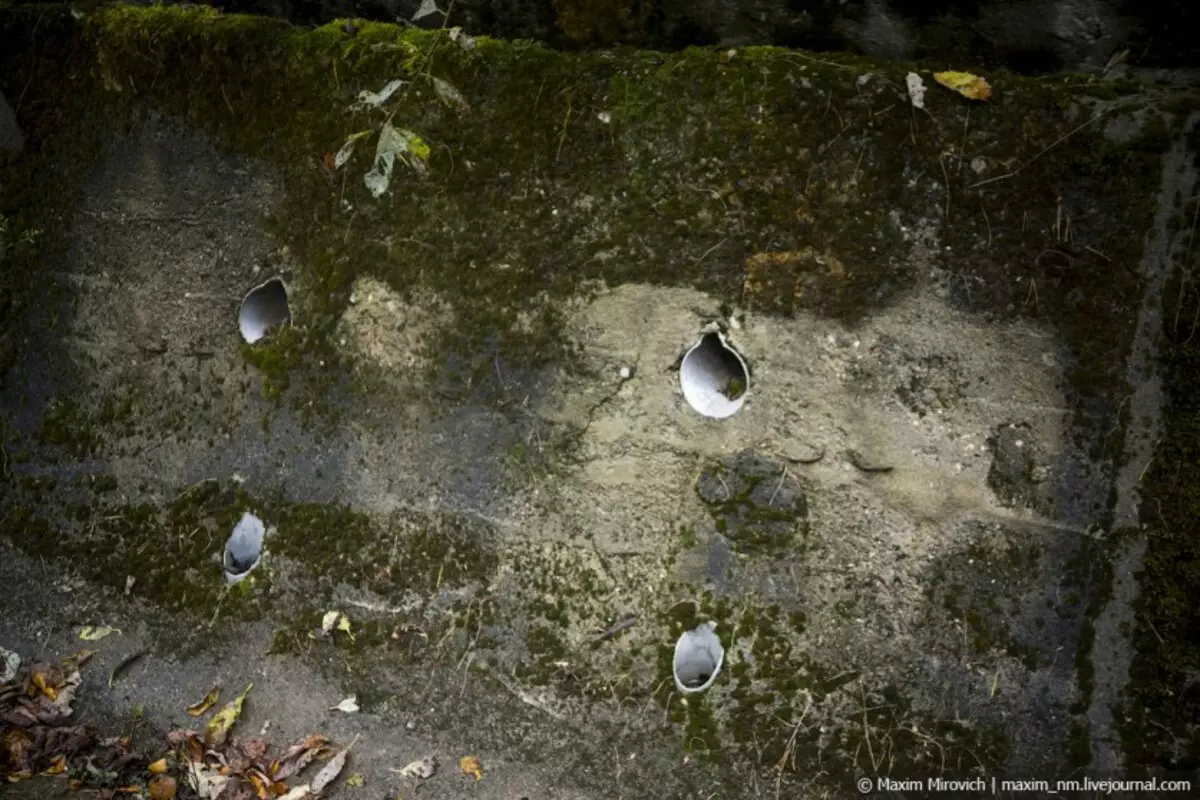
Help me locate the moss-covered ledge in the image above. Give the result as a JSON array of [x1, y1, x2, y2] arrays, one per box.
[[0, 2, 1184, 402]]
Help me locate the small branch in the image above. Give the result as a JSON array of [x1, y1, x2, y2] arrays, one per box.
[[968, 111, 1109, 189]]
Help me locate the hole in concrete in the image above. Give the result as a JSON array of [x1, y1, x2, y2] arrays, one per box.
[[223, 512, 265, 583], [673, 621, 724, 693], [238, 277, 290, 344], [680, 331, 750, 419]]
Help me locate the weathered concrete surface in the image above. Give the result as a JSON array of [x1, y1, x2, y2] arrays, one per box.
[[1, 5, 1198, 799]]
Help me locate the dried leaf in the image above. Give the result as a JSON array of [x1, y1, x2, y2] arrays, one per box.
[[239, 738, 269, 763], [32, 672, 57, 700], [248, 770, 274, 800], [270, 735, 327, 781], [458, 755, 483, 781], [205, 683, 253, 747], [79, 626, 121, 641], [345, 774, 364, 788], [320, 611, 341, 633], [150, 776, 177, 800], [395, 756, 436, 779], [148, 758, 170, 775], [277, 785, 310, 800], [933, 70, 991, 101], [431, 77, 469, 113], [310, 735, 358, 795], [332, 132, 372, 171], [355, 79, 405, 109], [363, 124, 430, 198], [905, 72, 926, 111], [53, 670, 82, 713], [331, 696, 359, 714], [42, 754, 68, 775], [188, 762, 229, 800], [187, 686, 222, 717]]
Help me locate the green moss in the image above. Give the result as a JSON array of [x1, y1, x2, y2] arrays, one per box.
[[37, 397, 102, 458], [1121, 257, 1200, 770]]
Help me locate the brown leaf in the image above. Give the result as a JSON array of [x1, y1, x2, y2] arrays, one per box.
[[270, 735, 327, 781], [6, 769, 33, 782], [150, 776, 178, 800], [187, 686, 222, 717], [238, 738, 269, 764], [248, 770, 274, 800], [309, 735, 358, 795]]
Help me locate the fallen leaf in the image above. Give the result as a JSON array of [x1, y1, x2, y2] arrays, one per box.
[[322, 152, 335, 172], [310, 735, 358, 795], [239, 737, 269, 763], [345, 773, 364, 788], [354, 79, 405, 109], [458, 755, 483, 781], [320, 611, 341, 633], [332, 132, 372, 171], [363, 124, 430, 197], [150, 776, 177, 800], [42, 755, 68, 775], [79, 626, 121, 641], [331, 696, 359, 714], [335, 615, 354, 643], [188, 762, 230, 800], [148, 759, 170, 775], [270, 735, 327, 781], [187, 686, 222, 717], [53, 669, 82, 713], [248, 770, 274, 800], [32, 671, 57, 700], [277, 785, 310, 800], [205, 683, 253, 747], [905, 72, 926, 110], [395, 756, 436, 779], [431, 77, 469, 113], [933, 70, 992, 101]]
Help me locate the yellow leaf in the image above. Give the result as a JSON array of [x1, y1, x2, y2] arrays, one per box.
[[336, 615, 355, 643], [186, 685, 222, 717], [42, 755, 68, 775], [345, 773, 365, 788], [204, 683, 253, 746], [32, 673, 57, 701], [79, 626, 121, 641], [148, 759, 170, 775], [933, 70, 991, 101], [457, 756, 482, 781], [7, 770, 33, 782]]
